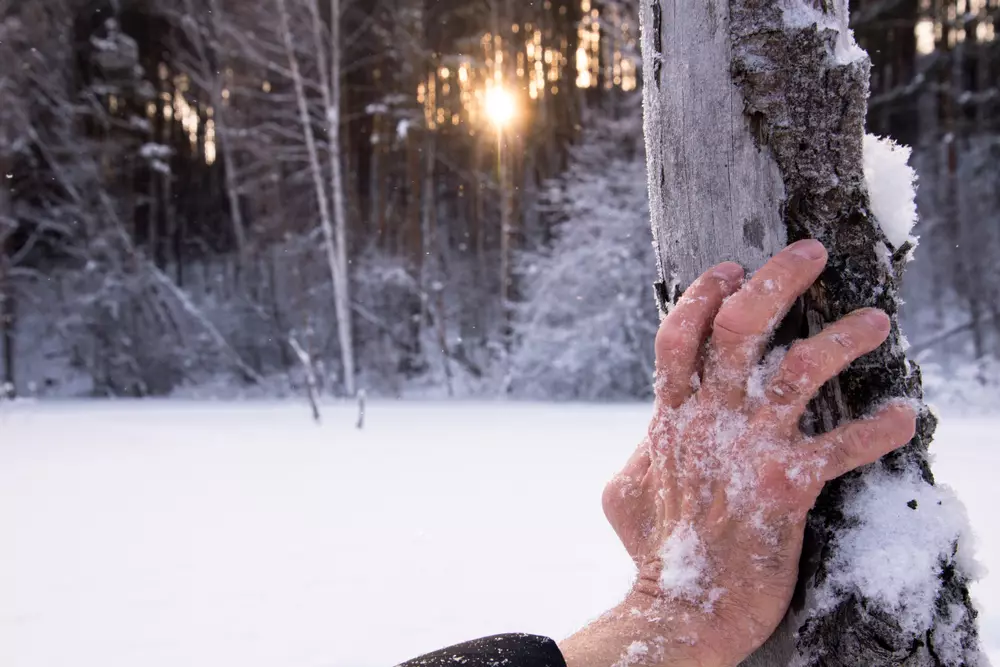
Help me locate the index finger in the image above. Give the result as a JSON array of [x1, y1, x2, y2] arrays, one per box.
[[654, 261, 744, 408], [702, 239, 829, 407]]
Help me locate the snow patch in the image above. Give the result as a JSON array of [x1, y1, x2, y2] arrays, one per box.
[[814, 466, 981, 637], [780, 0, 866, 64], [397, 119, 413, 140], [659, 523, 707, 600], [932, 603, 975, 666], [863, 134, 919, 248], [746, 347, 788, 402], [140, 143, 173, 160], [613, 641, 649, 667]]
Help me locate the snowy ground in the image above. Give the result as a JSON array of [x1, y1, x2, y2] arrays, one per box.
[[1, 401, 997, 667]]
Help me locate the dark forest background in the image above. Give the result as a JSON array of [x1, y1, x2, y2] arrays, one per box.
[[0, 0, 997, 401]]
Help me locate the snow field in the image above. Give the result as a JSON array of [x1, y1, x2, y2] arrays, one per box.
[[0, 402, 996, 666]]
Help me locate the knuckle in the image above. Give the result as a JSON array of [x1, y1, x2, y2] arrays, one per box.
[[765, 252, 802, 281], [786, 343, 820, 372], [767, 369, 808, 405], [602, 476, 628, 516], [826, 443, 853, 478], [713, 308, 754, 340], [841, 424, 871, 458], [655, 325, 689, 355], [829, 330, 856, 351]]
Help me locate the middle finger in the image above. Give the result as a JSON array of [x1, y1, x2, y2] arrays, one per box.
[[701, 239, 829, 407]]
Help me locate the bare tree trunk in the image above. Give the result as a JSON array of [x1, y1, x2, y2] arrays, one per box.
[[420, 130, 436, 330], [327, 0, 356, 396], [1, 70, 16, 397], [498, 132, 513, 348], [0, 247, 13, 398], [277, 0, 355, 395], [190, 0, 250, 274], [640, 0, 983, 664]]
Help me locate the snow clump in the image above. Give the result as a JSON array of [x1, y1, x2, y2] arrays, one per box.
[[863, 134, 919, 248]]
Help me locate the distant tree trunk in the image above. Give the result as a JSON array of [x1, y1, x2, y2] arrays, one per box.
[[640, 0, 982, 665], [277, 0, 355, 395], [0, 245, 13, 398], [498, 132, 514, 349], [327, 0, 356, 396], [420, 129, 438, 327], [0, 106, 15, 397], [185, 0, 250, 275], [370, 111, 384, 243]]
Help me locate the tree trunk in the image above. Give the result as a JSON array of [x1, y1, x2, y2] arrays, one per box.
[[640, 0, 983, 665], [206, 0, 250, 275], [498, 132, 514, 349], [419, 129, 437, 328], [0, 247, 13, 398], [327, 0, 356, 396], [277, 0, 355, 395]]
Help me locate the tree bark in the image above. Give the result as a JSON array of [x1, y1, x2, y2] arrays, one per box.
[[640, 0, 983, 665]]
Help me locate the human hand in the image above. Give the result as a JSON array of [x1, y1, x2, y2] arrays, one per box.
[[561, 240, 917, 667]]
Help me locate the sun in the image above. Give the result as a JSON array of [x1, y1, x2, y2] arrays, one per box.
[[484, 86, 516, 128]]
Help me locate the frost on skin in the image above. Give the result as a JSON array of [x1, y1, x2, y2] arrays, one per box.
[[658, 523, 707, 601], [746, 347, 788, 402], [863, 134, 919, 248], [613, 641, 649, 667]]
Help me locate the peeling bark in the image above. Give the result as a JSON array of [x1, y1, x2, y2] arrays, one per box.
[[639, 0, 983, 664]]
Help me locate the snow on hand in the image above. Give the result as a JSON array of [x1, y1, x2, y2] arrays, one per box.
[[658, 523, 708, 601]]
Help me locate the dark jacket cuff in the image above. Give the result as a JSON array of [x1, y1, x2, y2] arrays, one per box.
[[397, 633, 567, 667]]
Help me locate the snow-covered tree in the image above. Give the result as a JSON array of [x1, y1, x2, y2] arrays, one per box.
[[512, 101, 657, 400]]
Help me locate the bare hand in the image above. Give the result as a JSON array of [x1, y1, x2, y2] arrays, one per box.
[[562, 240, 917, 667]]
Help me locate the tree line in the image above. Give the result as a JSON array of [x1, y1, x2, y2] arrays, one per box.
[[0, 0, 996, 398]]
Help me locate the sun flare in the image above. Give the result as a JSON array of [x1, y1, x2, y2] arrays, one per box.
[[484, 86, 516, 128]]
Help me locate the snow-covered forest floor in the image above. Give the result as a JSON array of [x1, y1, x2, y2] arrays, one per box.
[[1, 401, 996, 667]]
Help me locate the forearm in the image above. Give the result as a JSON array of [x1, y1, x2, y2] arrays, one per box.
[[558, 590, 725, 667]]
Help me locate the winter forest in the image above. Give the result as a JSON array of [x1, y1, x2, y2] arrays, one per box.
[[0, 0, 996, 402]]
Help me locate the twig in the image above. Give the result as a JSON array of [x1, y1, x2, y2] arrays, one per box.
[[289, 335, 321, 423], [356, 389, 366, 430]]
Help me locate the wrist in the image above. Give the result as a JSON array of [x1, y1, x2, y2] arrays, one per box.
[[560, 590, 731, 667], [624, 592, 725, 667]]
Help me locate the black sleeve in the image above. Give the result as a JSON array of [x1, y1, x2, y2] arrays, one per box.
[[397, 634, 567, 667]]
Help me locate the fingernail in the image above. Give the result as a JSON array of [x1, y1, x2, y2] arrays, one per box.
[[713, 262, 744, 282], [788, 239, 826, 260], [861, 308, 891, 333]]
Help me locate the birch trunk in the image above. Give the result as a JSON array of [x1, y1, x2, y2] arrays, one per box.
[[277, 0, 355, 395], [327, 0, 356, 396], [639, 0, 983, 664]]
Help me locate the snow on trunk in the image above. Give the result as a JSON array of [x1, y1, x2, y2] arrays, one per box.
[[639, 0, 984, 664]]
